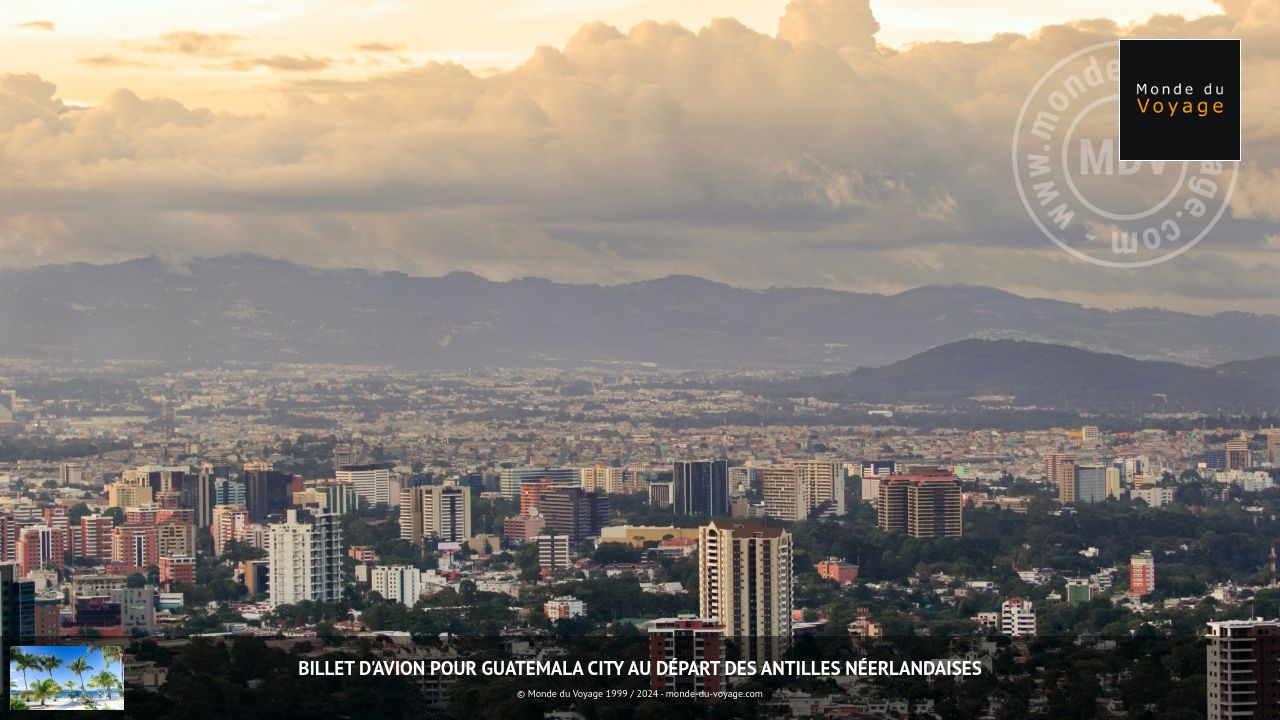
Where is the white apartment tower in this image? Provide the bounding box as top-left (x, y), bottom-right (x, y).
top-left (698, 520), bottom-right (793, 663)
top-left (268, 509), bottom-right (343, 606)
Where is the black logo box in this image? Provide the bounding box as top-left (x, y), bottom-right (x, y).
top-left (1119, 38), bottom-right (1241, 161)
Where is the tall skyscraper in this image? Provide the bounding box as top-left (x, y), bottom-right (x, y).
top-left (1207, 620), bottom-right (1280, 720)
top-left (401, 481), bottom-right (473, 544)
top-left (0, 563), bottom-right (35, 643)
top-left (1045, 453), bottom-right (1077, 503)
top-left (1130, 551), bottom-right (1155, 597)
top-left (78, 515), bottom-right (115, 563)
top-left (536, 534), bottom-right (572, 576)
top-left (876, 470), bottom-right (963, 538)
top-left (674, 460), bottom-right (729, 516)
top-left (760, 462), bottom-right (847, 520)
top-left (1074, 464), bottom-right (1107, 504)
top-left (195, 463), bottom-right (234, 528)
top-left (1226, 436), bottom-right (1251, 472)
top-left (760, 466), bottom-right (809, 521)
top-left (338, 463), bottom-right (395, 508)
top-left (244, 461), bottom-right (295, 522)
top-left (499, 467), bottom-right (580, 500)
top-left (17, 525), bottom-right (64, 576)
top-left (1266, 430), bottom-right (1280, 465)
top-left (539, 487), bottom-right (610, 544)
top-left (698, 520), bottom-right (793, 663)
top-left (268, 509), bottom-right (343, 606)
top-left (111, 524), bottom-right (159, 568)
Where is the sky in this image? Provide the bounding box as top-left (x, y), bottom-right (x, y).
top-left (8, 646), bottom-right (116, 693)
top-left (0, 0), bottom-right (1278, 314)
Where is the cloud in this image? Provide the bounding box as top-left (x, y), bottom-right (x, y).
top-left (77, 54), bottom-right (159, 69)
top-left (354, 42), bottom-right (406, 53)
top-left (778, 0), bottom-right (879, 50)
top-left (226, 55), bottom-right (332, 72)
top-left (18, 21), bottom-right (55, 32)
top-left (144, 31), bottom-right (243, 58)
top-left (1, 1), bottom-right (1280, 313)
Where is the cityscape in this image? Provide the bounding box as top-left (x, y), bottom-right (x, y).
top-left (0, 357), bottom-right (1278, 718)
top-left (4, 0), bottom-right (1280, 718)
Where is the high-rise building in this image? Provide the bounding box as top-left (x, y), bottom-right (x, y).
top-left (78, 515), bottom-right (115, 563)
top-left (647, 616), bottom-right (725, 693)
top-left (1226, 436), bottom-right (1251, 472)
top-left (698, 520), bottom-right (792, 663)
top-left (760, 462), bottom-right (846, 520)
top-left (536, 534), bottom-right (572, 576)
top-left (1045, 453), bottom-right (1078, 503)
top-left (1074, 464), bottom-right (1107, 504)
top-left (503, 515), bottom-right (546, 545)
top-left (1130, 551), bottom-right (1155, 597)
top-left (195, 463), bottom-right (236, 528)
top-left (295, 480), bottom-right (356, 516)
top-left (876, 470), bottom-right (963, 538)
top-left (674, 460), bottom-right (729, 516)
top-left (157, 522), bottom-right (195, 559)
top-left (1206, 620), bottom-right (1280, 720)
top-left (579, 465), bottom-right (624, 494)
top-left (760, 466), bottom-right (809, 521)
top-left (17, 525), bottom-right (64, 576)
top-left (111, 524), bottom-right (159, 569)
top-left (1081, 425), bottom-right (1101, 445)
top-left (1105, 467), bottom-right (1123, 499)
top-left (338, 463), bottom-right (395, 508)
top-left (107, 482), bottom-right (154, 508)
top-left (268, 509), bottom-right (343, 606)
top-left (211, 504), bottom-right (251, 556)
top-left (1000, 597), bottom-right (1036, 637)
top-left (859, 460), bottom-right (896, 504)
top-left (371, 565), bottom-right (424, 606)
top-left (401, 481), bottom-right (473, 544)
top-left (1266, 430), bottom-right (1280, 465)
top-left (60, 463), bottom-right (85, 486)
top-left (499, 467), bottom-right (580, 500)
top-left (129, 465), bottom-right (190, 497)
top-left (0, 563), bottom-right (35, 643)
top-left (159, 555), bottom-right (196, 585)
top-left (244, 461), bottom-right (295, 522)
top-left (648, 481), bottom-right (674, 508)
top-left (728, 466), bottom-right (761, 498)
top-left (540, 487), bottom-right (610, 544)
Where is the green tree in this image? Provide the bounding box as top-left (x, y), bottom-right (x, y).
top-left (39, 654), bottom-right (62, 682)
top-left (28, 678), bottom-right (61, 707)
top-left (67, 656), bottom-right (91, 695)
top-left (12, 649), bottom-right (40, 694)
top-left (90, 670), bottom-right (120, 700)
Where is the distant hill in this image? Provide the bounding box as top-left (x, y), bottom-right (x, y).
top-left (1, 254), bottom-right (1279, 370)
top-left (775, 339), bottom-right (1280, 413)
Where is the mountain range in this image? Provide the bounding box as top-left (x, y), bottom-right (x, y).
top-left (774, 339), bottom-right (1280, 413)
top-left (1, 254), bottom-right (1278, 370)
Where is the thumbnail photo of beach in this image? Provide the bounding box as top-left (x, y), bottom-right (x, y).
top-left (8, 646), bottom-right (123, 711)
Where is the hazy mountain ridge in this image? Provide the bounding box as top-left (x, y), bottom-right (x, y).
top-left (775, 339), bottom-right (1280, 413)
top-left (2, 254), bottom-right (1279, 370)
